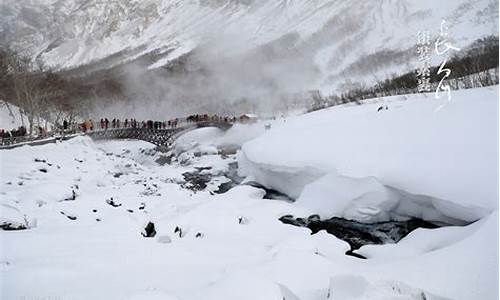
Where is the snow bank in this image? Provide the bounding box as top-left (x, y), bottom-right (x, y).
top-left (295, 173), bottom-right (488, 224)
top-left (355, 217), bottom-right (485, 259)
top-left (239, 87), bottom-right (498, 223)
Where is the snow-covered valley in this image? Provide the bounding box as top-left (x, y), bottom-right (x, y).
top-left (1, 87), bottom-right (498, 300)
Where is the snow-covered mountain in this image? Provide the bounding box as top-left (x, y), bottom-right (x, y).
top-left (2, 0), bottom-right (497, 94)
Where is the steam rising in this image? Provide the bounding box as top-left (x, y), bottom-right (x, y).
top-left (90, 33), bottom-right (321, 119)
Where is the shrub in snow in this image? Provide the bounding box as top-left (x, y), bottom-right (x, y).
top-left (174, 226), bottom-right (183, 238)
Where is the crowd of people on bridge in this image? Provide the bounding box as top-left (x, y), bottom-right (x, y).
top-left (186, 114), bottom-right (236, 123)
top-left (78, 114), bottom-right (237, 133)
top-left (1, 114), bottom-right (243, 141)
top-left (93, 118), bottom-right (179, 131)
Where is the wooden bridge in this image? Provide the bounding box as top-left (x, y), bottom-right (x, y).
top-left (0, 121), bottom-right (233, 150)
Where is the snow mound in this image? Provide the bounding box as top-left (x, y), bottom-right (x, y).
top-left (328, 275), bottom-right (450, 300)
top-left (276, 229), bottom-right (351, 258)
top-left (295, 173), bottom-right (488, 224)
top-left (238, 152), bottom-right (324, 199)
top-left (173, 122), bottom-right (269, 155)
top-left (199, 273), bottom-right (300, 300)
top-left (239, 87), bottom-right (499, 223)
top-left (356, 217), bottom-right (486, 259)
top-left (174, 127), bottom-right (225, 153)
top-left (296, 173), bottom-right (398, 222)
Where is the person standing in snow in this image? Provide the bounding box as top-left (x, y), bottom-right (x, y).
top-left (83, 120), bottom-right (91, 132)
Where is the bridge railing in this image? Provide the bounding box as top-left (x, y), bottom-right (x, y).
top-left (0, 130), bottom-right (82, 149)
top-left (0, 120), bottom-right (235, 149)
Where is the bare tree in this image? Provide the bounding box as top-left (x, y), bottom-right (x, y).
top-left (7, 51), bottom-right (62, 134)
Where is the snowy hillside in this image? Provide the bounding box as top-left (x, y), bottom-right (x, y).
top-left (1, 0), bottom-right (498, 92)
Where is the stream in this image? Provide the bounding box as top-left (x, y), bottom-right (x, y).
top-left (175, 145), bottom-right (444, 258)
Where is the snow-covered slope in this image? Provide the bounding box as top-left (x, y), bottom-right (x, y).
top-left (2, 0), bottom-right (498, 92)
top-left (239, 86), bottom-right (499, 224)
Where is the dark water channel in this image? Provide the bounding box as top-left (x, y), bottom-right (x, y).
top-left (177, 149), bottom-right (444, 258)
